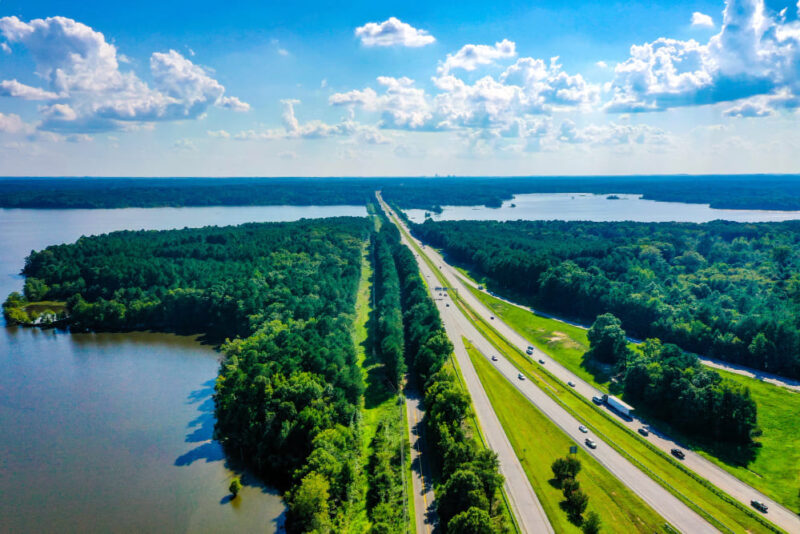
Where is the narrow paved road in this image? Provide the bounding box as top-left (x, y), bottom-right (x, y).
top-left (379, 194), bottom-right (721, 534)
top-left (405, 387), bottom-right (438, 534)
top-left (385, 197), bottom-right (798, 534)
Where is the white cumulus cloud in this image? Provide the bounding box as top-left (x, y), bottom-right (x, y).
top-left (691, 12), bottom-right (715, 28)
top-left (355, 17), bottom-right (435, 47)
top-left (0, 16), bottom-right (249, 133)
top-left (606, 0), bottom-right (800, 114)
top-left (0, 79), bottom-right (60, 100)
top-left (438, 39), bottom-right (516, 74)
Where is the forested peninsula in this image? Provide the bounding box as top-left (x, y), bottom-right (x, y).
top-left (4, 214), bottom-right (508, 533)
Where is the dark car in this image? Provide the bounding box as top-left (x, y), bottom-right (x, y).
top-left (751, 500), bottom-right (768, 513)
top-left (671, 448), bottom-right (685, 460)
top-left (638, 428), bottom-right (649, 437)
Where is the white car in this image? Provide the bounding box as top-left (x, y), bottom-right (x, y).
top-left (585, 439), bottom-right (597, 449)
top-left (491, 355), bottom-right (498, 362)
top-left (578, 425), bottom-right (588, 433)
top-left (518, 373), bottom-right (525, 380)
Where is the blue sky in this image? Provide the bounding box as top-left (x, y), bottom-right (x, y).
top-left (0, 0), bottom-right (798, 176)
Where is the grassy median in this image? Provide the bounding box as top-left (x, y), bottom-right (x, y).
top-left (468, 283), bottom-right (800, 515)
top-left (465, 339), bottom-right (670, 534)
top-left (387, 214), bottom-right (780, 534)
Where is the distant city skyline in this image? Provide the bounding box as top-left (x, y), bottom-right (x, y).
top-left (0, 0), bottom-right (798, 176)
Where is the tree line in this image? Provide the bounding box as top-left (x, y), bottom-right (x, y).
top-left (4, 175), bottom-right (800, 211)
top-left (412, 219), bottom-right (800, 379)
top-left (381, 218), bottom-right (508, 533)
top-left (373, 228), bottom-right (406, 390)
top-left (588, 314), bottom-right (758, 443)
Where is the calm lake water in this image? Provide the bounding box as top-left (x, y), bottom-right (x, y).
top-left (404, 193), bottom-right (800, 223)
top-left (0, 205), bottom-right (365, 533)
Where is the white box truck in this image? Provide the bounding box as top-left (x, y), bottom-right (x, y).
top-left (602, 394), bottom-right (633, 417)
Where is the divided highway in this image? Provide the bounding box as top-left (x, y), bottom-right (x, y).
top-left (378, 194), bottom-right (719, 533)
top-left (382, 195), bottom-right (800, 534)
top-left (406, 220), bottom-right (800, 534)
top-left (385, 200), bottom-right (554, 534)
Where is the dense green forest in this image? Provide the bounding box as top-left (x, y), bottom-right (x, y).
top-left (588, 314), bottom-right (758, 443)
top-left (3, 175), bottom-right (800, 210)
top-left (380, 218), bottom-right (508, 533)
top-left (412, 219), bottom-right (800, 382)
top-left (4, 218), bottom-right (374, 532)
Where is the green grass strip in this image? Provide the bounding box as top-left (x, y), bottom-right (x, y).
top-left (466, 338), bottom-right (672, 534)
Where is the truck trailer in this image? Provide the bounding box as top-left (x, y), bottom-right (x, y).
top-left (602, 394), bottom-right (633, 417)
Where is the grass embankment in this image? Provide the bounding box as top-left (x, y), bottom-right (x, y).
top-left (469, 284), bottom-right (800, 515)
top-left (355, 243), bottom-right (415, 533)
top-left (698, 369), bottom-right (800, 513)
top-left (466, 286), bottom-right (607, 388)
top-left (465, 339), bottom-right (670, 534)
top-left (387, 215), bottom-right (779, 534)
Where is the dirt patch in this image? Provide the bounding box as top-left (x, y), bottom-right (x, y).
top-left (545, 331), bottom-right (583, 350)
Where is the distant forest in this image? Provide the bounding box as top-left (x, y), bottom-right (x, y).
top-left (412, 219), bottom-right (800, 379)
top-left (2, 175), bottom-right (800, 211)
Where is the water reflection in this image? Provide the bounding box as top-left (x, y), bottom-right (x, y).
top-left (404, 193), bottom-right (800, 223)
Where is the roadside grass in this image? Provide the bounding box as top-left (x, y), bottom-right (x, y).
top-left (387, 215), bottom-right (780, 534)
top-left (461, 298), bottom-right (778, 534)
top-left (693, 369), bottom-right (800, 513)
top-left (465, 339), bottom-right (671, 534)
top-left (465, 282), bottom-right (800, 515)
top-left (465, 286), bottom-right (612, 389)
top-left (355, 242), bottom-right (415, 533)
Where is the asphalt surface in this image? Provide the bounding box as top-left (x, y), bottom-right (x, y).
top-left (379, 195), bottom-right (722, 534)
top-left (383, 198), bottom-right (554, 534)
top-left (423, 242), bottom-right (799, 534)
top-left (405, 388), bottom-right (438, 534)
top-left (385, 199), bottom-right (799, 534)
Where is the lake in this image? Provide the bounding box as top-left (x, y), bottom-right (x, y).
top-left (403, 193), bottom-right (800, 223)
top-left (0, 204), bottom-right (366, 533)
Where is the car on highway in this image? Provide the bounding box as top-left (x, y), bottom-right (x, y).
top-left (491, 355), bottom-right (498, 361)
top-left (638, 428), bottom-right (649, 437)
top-left (585, 439), bottom-right (597, 449)
top-left (671, 448), bottom-right (685, 460)
top-left (538, 359), bottom-right (545, 364)
top-left (518, 373), bottom-right (525, 380)
top-left (526, 347), bottom-right (533, 355)
top-left (567, 381), bottom-right (576, 387)
top-left (751, 500), bottom-right (768, 513)
top-left (591, 395), bottom-right (604, 405)
top-left (578, 425), bottom-right (588, 433)
top-left (478, 285), bottom-right (484, 290)
top-left (445, 303), bottom-right (450, 307)
top-left (490, 316), bottom-right (495, 320)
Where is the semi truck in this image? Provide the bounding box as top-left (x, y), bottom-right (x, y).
top-left (592, 394), bottom-right (633, 417)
